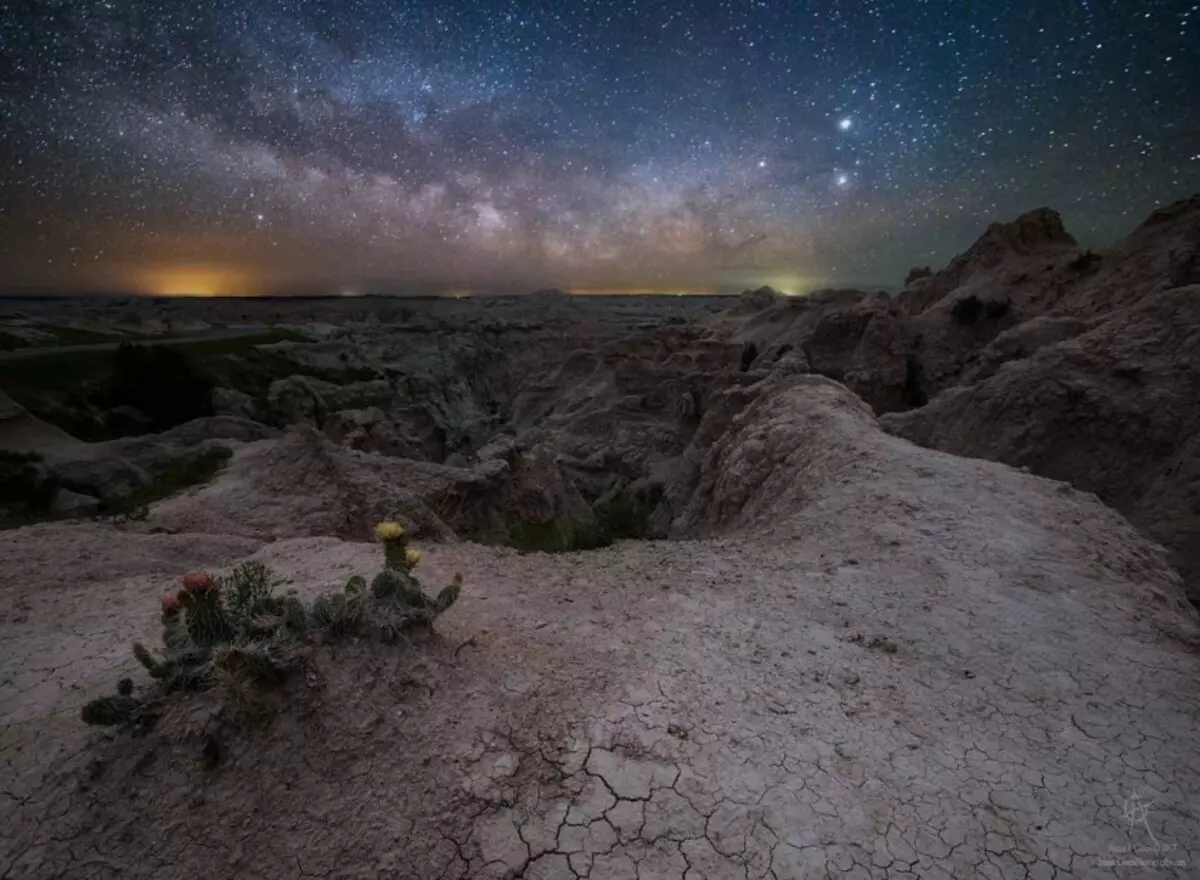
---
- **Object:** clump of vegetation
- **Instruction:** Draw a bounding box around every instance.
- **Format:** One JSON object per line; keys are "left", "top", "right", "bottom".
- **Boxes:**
{"left": 503, "top": 487, "right": 663, "bottom": 553}
{"left": 904, "top": 266, "right": 933, "bottom": 286}
{"left": 592, "top": 486, "right": 662, "bottom": 540}
{"left": 0, "top": 331, "right": 306, "bottom": 441}
{"left": 108, "top": 447, "right": 231, "bottom": 514}
{"left": 951, "top": 295, "right": 1010, "bottom": 325}
{"left": 504, "top": 517, "right": 610, "bottom": 553}
{"left": 1068, "top": 250, "right": 1102, "bottom": 273}
{"left": 81, "top": 523, "right": 461, "bottom": 728}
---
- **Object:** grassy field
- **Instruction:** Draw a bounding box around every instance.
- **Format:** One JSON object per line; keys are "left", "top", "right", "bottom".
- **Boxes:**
{"left": 0, "top": 326, "right": 132, "bottom": 351}
{"left": 0, "top": 330, "right": 306, "bottom": 397}
{"left": 0, "top": 330, "right": 310, "bottom": 440}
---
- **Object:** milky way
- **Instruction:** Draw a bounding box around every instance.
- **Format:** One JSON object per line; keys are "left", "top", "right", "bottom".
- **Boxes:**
{"left": 2, "top": 1, "right": 1198, "bottom": 295}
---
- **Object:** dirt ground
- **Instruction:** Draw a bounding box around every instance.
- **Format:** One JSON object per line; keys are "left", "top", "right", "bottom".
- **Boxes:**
{"left": 3, "top": 386, "right": 1199, "bottom": 879}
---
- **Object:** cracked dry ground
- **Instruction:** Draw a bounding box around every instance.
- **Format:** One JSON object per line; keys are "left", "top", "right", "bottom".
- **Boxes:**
{"left": 3, "top": 406, "right": 1200, "bottom": 878}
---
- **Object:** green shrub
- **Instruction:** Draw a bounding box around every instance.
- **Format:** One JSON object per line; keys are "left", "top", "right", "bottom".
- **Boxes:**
{"left": 592, "top": 487, "right": 661, "bottom": 540}
{"left": 502, "top": 487, "right": 661, "bottom": 554}
{"left": 904, "top": 266, "right": 933, "bottom": 286}
{"left": 505, "top": 517, "right": 603, "bottom": 553}
{"left": 108, "top": 447, "right": 231, "bottom": 514}
{"left": 1068, "top": 250, "right": 1102, "bottom": 273}
{"left": 81, "top": 527, "right": 461, "bottom": 730}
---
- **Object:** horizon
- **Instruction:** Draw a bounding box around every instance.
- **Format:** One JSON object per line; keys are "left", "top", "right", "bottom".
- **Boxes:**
{"left": 2, "top": 2, "right": 1197, "bottom": 296}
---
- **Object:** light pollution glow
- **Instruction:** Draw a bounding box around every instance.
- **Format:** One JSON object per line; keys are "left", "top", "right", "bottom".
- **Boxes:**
{"left": 139, "top": 266, "right": 257, "bottom": 298}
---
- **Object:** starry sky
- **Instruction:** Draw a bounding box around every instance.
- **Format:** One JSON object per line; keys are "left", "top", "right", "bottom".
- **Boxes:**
{"left": 2, "top": 1, "right": 1198, "bottom": 296}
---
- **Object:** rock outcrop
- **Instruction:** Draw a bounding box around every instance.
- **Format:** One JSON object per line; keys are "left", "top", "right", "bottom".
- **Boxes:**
{"left": 709, "top": 195, "right": 1200, "bottom": 600}
{"left": 3, "top": 416, "right": 277, "bottom": 514}
{"left": 884, "top": 283, "right": 1200, "bottom": 599}
{"left": 0, "top": 389, "right": 81, "bottom": 452}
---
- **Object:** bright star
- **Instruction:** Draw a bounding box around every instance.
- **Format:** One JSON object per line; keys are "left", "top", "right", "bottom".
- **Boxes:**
{"left": 838, "top": 117, "right": 853, "bottom": 131}
{"left": 758, "top": 160, "right": 767, "bottom": 168}
{"left": 836, "top": 174, "right": 849, "bottom": 186}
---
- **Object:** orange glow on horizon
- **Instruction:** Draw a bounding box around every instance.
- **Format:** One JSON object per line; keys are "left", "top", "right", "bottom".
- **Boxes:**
{"left": 139, "top": 266, "right": 256, "bottom": 297}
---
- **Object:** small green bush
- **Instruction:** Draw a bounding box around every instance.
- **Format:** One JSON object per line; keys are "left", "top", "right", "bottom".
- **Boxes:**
{"left": 502, "top": 488, "right": 661, "bottom": 554}
{"left": 1068, "top": 250, "right": 1102, "bottom": 273}
{"left": 951, "top": 296, "right": 1009, "bottom": 324}
{"left": 108, "top": 447, "right": 231, "bottom": 514}
{"left": 904, "top": 266, "right": 933, "bottom": 286}
{"left": 505, "top": 517, "right": 606, "bottom": 553}
{"left": 593, "top": 487, "right": 661, "bottom": 541}
{"left": 81, "top": 526, "right": 461, "bottom": 729}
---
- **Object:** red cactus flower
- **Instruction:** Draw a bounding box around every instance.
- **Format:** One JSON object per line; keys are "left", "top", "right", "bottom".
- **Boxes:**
{"left": 181, "top": 570, "right": 214, "bottom": 593}
{"left": 161, "top": 594, "right": 182, "bottom": 613}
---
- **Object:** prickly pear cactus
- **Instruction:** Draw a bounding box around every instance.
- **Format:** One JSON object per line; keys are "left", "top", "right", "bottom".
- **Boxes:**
{"left": 133, "top": 642, "right": 169, "bottom": 679}
{"left": 282, "top": 596, "right": 308, "bottom": 634}
{"left": 374, "top": 521, "right": 409, "bottom": 570}
{"left": 434, "top": 575, "right": 462, "bottom": 614}
{"left": 370, "top": 568, "right": 432, "bottom": 606}
{"left": 181, "top": 588, "right": 236, "bottom": 648}
{"left": 81, "top": 694, "right": 142, "bottom": 726}
{"left": 83, "top": 533, "right": 465, "bottom": 735}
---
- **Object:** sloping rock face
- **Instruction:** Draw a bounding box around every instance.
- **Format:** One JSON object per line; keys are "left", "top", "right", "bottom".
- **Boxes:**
{"left": 428, "top": 439, "right": 599, "bottom": 548}
{"left": 510, "top": 327, "right": 748, "bottom": 501}
{"left": 715, "top": 203, "right": 1192, "bottom": 415}
{"left": 896, "top": 207, "right": 1079, "bottom": 316}
{"left": 147, "top": 426, "right": 604, "bottom": 549}
{"left": 261, "top": 336, "right": 518, "bottom": 462}
{"left": 704, "top": 289, "right": 916, "bottom": 411}
{"left": 1051, "top": 194, "right": 1200, "bottom": 317}
{"left": 883, "top": 284, "right": 1200, "bottom": 599}
{"left": 669, "top": 376, "right": 878, "bottom": 536}
{"left": 958, "top": 315, "right": 1094, "bottom": 385}
{"left": 0, "top": 416, "right": 279, "bottom": 517}
{"left": 0, "top": 390, "right": 81, "bottom": 452}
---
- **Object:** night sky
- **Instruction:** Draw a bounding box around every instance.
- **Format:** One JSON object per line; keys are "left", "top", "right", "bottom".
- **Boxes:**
{"left": 2, "top": 1, "right": 1198, "bottom": 296}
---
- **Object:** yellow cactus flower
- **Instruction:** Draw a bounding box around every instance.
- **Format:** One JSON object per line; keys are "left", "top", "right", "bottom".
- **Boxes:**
{"left": 374, "top": 521, "right": 405, "bottom": 541}
{"left": 405, "top": 548, "right": 421, "bottom": 568}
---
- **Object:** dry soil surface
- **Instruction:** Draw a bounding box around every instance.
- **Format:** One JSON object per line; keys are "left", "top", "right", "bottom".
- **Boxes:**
{"left": 2, "top": 384, "right": 1199, "bottom": 880}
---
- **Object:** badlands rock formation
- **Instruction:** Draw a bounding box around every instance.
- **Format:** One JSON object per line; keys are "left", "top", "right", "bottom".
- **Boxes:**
{"left": 881, "top": 196, "right": 1200, "bottom": 602}
{"left": 2, "top": 198, "right": 1200, "bottom": 879}
{"left": 709, "top": 196, "right": 1200, "bottom": 604}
